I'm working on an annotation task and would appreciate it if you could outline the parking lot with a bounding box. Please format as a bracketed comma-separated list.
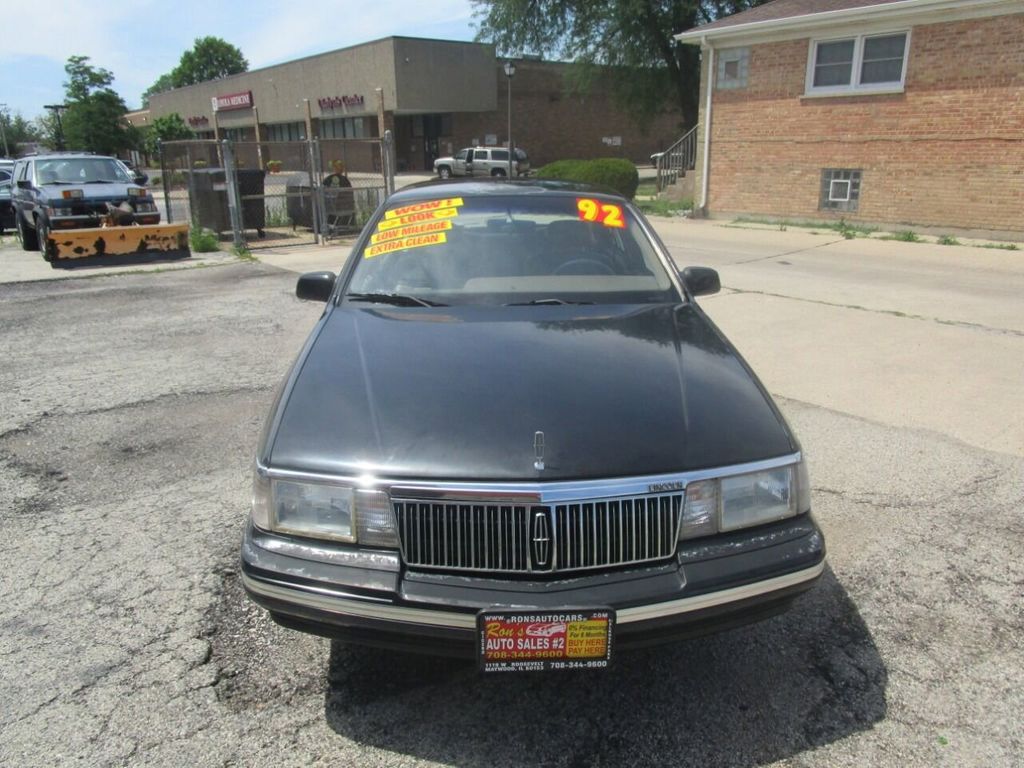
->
[0, 219, 1021, 767]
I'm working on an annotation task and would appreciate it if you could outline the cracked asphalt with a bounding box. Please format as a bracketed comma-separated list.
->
[1, 223, 1022, 767]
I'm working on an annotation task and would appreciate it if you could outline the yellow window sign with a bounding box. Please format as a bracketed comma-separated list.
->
[371, 220, 452, 244]
[384, 197, 464, 219]
[377, 207, 459, 231]
[365, 232, 447, 258]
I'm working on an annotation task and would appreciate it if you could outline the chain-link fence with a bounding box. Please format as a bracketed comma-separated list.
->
[157, 136, 391, 250]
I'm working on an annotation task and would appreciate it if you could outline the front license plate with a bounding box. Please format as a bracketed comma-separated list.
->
[477, 608, 614, 672]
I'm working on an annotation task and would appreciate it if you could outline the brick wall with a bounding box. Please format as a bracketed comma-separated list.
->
[697, 13, 1024, 234]
[449, 61, 684, 168]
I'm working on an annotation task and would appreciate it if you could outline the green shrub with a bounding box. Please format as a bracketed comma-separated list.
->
[189, 227, 220, 253]
[937, 234, 960, 246]
[536, 158, 640, 199]
[893, 230, 920, 242]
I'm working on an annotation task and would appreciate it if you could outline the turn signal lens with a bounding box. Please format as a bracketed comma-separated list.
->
[679, 479, 719, 540]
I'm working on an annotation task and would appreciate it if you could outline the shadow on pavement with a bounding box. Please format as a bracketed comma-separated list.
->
[323, 566, 885, 767]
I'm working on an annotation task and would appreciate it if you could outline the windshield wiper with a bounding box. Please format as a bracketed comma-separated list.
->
[505, 298, 595, 306]
[87, 179, 116, 183]
[346, 292, 447, 307]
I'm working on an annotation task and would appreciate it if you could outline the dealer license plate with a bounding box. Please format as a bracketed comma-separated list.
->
[477, 608, 614, 672]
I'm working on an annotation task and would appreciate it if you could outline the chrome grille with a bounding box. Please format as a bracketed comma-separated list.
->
[393, 492, 683, 575]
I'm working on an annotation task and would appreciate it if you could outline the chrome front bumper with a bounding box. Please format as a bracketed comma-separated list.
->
[240, 512, 826, 655]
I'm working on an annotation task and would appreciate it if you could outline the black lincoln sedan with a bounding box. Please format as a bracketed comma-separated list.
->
[241, 180, 825, 672]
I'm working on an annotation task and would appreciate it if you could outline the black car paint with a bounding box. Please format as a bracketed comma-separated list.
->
[245, 180, 824, 655]
[267, 301, 795, 481]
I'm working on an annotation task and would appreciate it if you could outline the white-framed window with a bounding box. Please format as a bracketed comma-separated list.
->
[805, 31, 910, 96]
[820, 169, 862, 212]
[716, 47, 750, 90]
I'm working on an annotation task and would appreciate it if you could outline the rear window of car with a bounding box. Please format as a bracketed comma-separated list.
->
[346, 194, 677, 306]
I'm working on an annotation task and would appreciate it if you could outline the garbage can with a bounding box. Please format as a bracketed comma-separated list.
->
[285, 179, 314, 229]
[236, 169, 267, 237]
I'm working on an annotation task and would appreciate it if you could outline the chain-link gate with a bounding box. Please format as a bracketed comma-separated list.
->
[158, 135, 392, 250]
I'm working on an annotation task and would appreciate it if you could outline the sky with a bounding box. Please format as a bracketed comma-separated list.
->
[0, 0, 479, 121]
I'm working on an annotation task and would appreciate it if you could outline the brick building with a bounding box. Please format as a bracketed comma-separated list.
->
[677, 0, 1023, 237]
[139, 37, 682, 173]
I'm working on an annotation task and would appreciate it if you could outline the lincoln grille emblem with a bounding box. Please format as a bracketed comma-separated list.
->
[534, 430, 545, 471]
[531, 510, 551, 568]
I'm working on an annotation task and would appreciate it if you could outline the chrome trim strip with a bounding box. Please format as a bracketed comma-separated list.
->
[242, 571, 477, 629]
[252, 530, 401, 572]
[242, 561, 824, 631]
[617, 562, 825, 623]
[257, 452, 802, 504]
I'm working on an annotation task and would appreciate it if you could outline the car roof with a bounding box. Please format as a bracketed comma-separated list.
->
[28, 153, 112, 161]
[390, 178, 625, 203]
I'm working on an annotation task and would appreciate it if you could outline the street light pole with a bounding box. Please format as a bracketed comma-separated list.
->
[503, 60, 516, 179]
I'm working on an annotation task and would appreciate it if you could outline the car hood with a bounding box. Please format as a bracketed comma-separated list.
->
[267, 303, 795, 481]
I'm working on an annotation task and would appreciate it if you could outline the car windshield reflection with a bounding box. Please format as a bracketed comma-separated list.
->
[345, 194, 678, 306]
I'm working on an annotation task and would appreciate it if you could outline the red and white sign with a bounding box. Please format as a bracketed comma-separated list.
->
[318, 95, 365, 110]
[212, 91, 254, 112]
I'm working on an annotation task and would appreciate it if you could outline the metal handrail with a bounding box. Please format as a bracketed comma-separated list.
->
[655, 126, 698, 192]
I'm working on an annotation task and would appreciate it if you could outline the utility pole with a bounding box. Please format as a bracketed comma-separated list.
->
[0, 104, 9, 156]
[44, 104, 69, 151]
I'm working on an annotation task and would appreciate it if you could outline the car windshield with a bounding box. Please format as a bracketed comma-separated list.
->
[345, 193, 678, 306]
[36, 158, 133, 184]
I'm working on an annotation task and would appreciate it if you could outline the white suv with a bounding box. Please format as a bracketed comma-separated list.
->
[434, 147, 529, 178]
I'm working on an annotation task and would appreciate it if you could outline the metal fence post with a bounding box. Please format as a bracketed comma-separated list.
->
[222, 140, 244, 249]
[308, 138, 323, 245]
[383, 129, 395, 196]
[185, 145, 197, 227]
[158, 140, 172, 224]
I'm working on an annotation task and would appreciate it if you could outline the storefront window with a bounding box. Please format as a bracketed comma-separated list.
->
[264, 122, 307, 142]
[320, 117, 370, 139]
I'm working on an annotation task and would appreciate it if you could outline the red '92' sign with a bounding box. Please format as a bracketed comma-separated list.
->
[577, 198, 626, 228]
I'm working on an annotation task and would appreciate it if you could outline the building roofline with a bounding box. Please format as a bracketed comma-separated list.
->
[150, 36, 495, 100]
[676, 0, 1019, 44]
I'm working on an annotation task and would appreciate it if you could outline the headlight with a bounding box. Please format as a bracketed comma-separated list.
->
[250, 471, 399, 548]
[680, 461, 809, 540]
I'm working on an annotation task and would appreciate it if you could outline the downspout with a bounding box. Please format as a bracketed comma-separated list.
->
[700, 36, 714, 213]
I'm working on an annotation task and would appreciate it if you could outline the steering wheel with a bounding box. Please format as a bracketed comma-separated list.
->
[552, 258, 616, 276]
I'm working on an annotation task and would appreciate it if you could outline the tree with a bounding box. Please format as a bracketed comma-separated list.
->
[60, 55, 138, 155]
[144, 113, 193, 156]
[171, 37, 248, 87]
[1, 109, 42, 153]
[473, 0, 768, 128]
[64, 54, 116, 102]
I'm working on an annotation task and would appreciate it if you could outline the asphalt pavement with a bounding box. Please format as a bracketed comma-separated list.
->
[0, 219, 1021, 766]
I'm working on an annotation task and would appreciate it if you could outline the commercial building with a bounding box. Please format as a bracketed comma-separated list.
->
[677, 0, 1024, 237]
[140, 37, 683, 172]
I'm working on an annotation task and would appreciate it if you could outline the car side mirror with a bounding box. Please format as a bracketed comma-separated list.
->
[681, 266, 721, 297]
[134, 173, 149, 186]
[296, 271, 337, 302]
[17, 179, 31, 189]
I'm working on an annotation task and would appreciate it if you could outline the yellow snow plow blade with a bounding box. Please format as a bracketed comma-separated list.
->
[46, 223, 191, 262]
